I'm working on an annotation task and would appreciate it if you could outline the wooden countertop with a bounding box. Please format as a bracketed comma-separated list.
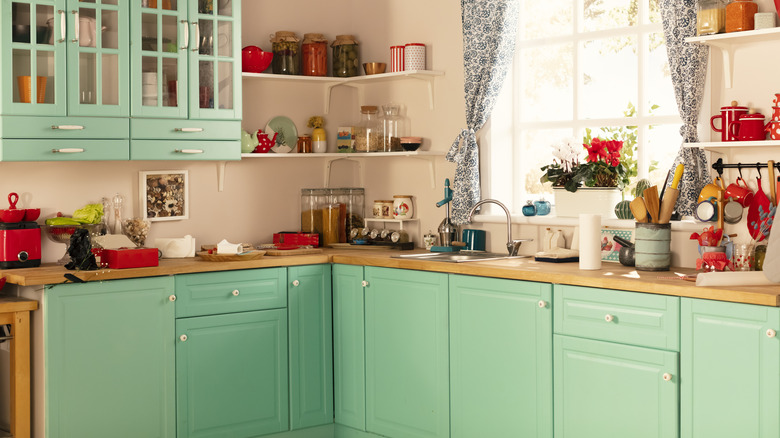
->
[2, 249, 779, 307]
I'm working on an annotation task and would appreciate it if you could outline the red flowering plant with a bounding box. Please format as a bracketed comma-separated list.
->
[541, 136, 630, 193]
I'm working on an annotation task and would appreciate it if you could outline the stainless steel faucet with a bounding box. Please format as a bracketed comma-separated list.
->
[466, 199, 529, 256]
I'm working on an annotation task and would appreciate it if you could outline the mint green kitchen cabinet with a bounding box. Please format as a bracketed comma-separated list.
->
[365, 267, 449, 438]
[449, 275, 553, 438]
[288, 264, 334, 430]
[45, 277, 176, 438]
[332, 263, 366, 431]
[681, 298, 780, 438]
[553, 285, 680, 438]
[176, 309, 289, 438]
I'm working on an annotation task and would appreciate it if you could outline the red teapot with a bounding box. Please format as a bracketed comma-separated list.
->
[728, 112, 767, 141]
[254, 130, 277, 153]
[765, 120, 780, 140]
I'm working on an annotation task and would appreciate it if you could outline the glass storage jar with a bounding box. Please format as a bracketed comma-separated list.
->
[302, 33, 328, 76]
[381, 103, 408, 152]
[322, 203, 341, 246]
[355, 106, 381, 152]
[697, 0, 726, 35]
[270, 31, 300, 75]
[331, 35, 359, 77]
[301, 188, 328, 234]
[725, 0, 758, 32]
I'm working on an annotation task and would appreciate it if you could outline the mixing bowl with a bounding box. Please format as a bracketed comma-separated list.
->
[242, 46, 273, 73]
[363, 62, 387, 75]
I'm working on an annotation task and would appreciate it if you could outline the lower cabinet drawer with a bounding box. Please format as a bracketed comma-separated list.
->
[0, 139, 129, 161]
[175, 268, 287, 318]
[130, 139, 240, 160]
[0, 116, 129, 139]
[554, 285, 680, 351]
[130, 118, 240, 140]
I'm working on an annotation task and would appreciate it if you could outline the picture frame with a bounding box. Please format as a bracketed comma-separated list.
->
[601, 228, 633, 262]
[139, 170, 189, 221]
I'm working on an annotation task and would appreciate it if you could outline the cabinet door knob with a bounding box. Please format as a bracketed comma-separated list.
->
[604, 314, 614, 323]
[292, 280, 300, 287]
[768, 329, 777, 338]
[662, 373, 672, 381]
[168, 295, 176, 302]
[231, 289, 240, 296]
[361, 280, 369, 287]
[538, 300, 547, 308]
[179, 334, 188, 342]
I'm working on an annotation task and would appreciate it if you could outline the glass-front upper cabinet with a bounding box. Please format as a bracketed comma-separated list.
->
[1, 0, 129, 117]
[132, 0, 240, 120]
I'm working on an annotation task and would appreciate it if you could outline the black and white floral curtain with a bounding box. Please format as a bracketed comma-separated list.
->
[447, 0, 519, 224]
[660, 0, 710, 216]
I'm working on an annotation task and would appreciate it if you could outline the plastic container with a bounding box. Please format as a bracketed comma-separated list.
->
[381, 103, 408, 152]
[301, 188, 328, 234]
[270, 31, 300, 75]
[332, 35, 359, 77]
[355, 106, 381, 152]
[725, 0, 758, 32]
[331, 188, 365, 242]
[322, 204, 341, 246]
[302, 33, 328, 76]
[697, 0, 726, 35]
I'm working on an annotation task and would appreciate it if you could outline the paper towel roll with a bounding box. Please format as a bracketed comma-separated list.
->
[217, 239, 242, 255]
[579, 214, 602, 270]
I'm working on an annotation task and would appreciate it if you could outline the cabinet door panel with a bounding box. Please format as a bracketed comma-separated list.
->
[288, 264, 333, 430]
[554, 335, 679, 438]
[333, 264, 366, 430]
[365, 267, 449, 438]
[450, 275, 552, 438]
[682, 298, 780, 438]
[46, 277, 176, 438]
[176, 309, 289, 438]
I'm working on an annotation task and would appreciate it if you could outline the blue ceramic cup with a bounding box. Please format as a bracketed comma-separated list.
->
[462, 229, 486, 251]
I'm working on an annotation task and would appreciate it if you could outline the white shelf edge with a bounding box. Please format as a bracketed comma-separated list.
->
[240, 151, 445, 158]
[241, 70, 444, 84]
[365, 218, 420, 223]
[684, 141, 780, 151]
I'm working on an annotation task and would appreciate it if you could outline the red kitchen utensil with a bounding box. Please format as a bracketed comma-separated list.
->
[0, 193, 24, 223]
[747, 176, 771, 241]
[7, 193, 18, 209]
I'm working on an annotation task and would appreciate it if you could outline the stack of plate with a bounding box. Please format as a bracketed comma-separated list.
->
[142, 72, 157, 106]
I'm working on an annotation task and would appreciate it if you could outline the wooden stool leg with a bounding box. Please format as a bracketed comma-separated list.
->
[9, 311, 31, 438]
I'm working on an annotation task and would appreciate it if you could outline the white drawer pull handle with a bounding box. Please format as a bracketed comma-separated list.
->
[767, 329, 777, 338]
[662, 373, 672, 381]
[179, 334, 187, 342]
[292, 280, 300, 287]
[51, 125, 84, 130]
[71, 10, 79, 43]
[538, 300, 547, 308]
[58, 10, 66, 43]
[174, 127, 204, 132]
[180, 20, 189, 50]
[174, 149, 204, 154]
[604, 314, 614, 323]
[52, 148, 85, 154]
[232, 289, 239, 296]
[361, 280, 369, 287]
[168, 295, 176, 302]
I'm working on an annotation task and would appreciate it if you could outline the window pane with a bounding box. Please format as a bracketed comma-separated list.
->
[583, 0, 637, 31]
[648, 0, 661, 24]
[647, 124, 682, 178]
[645, 32, 676, 116]
[522, 129, 576, 197]
[580, 36, 637, 119]
[520, 0, 573, 39]
[519, 44, 573, 122]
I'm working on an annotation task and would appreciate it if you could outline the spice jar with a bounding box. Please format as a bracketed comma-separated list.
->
[355, 106, 381, 152]
[697, 0, 726, 35]
[296, 135, 312, 153]
[332, 35, 359, 77]
[725, 0, 757, 33]
[381, 103, 408, 152]
[302, 33, 328, 76]
[270, 31, 300, 75]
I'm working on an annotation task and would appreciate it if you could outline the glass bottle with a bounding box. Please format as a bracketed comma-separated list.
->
[697, 0, 726, 35]
[355, 106, 381, 152]
[331, 35, 359, 77]
[381, 103, 408, 152]
[270, 31, 300, 75]
[302, 33, 328, 76]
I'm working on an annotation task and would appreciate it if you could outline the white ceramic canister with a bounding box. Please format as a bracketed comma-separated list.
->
[392, 195, 414, 219]
[404, 43, 425, 70]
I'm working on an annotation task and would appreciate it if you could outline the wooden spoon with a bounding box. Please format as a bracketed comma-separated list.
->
[643, 186, 660, 223]
[629, 197, 648, 223]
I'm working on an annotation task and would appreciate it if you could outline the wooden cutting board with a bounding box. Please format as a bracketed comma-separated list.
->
[264, 247, 324, 256]
[197, 250, 266, 261]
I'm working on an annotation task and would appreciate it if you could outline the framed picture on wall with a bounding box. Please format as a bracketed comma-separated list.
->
[601, 228, 632, 262]
[139, 170, 189, 221]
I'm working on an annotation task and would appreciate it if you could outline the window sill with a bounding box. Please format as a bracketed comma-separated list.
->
[469, 214, 705, 232]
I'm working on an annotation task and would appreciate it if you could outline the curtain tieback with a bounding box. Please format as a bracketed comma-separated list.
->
[447, 128, 476, 162]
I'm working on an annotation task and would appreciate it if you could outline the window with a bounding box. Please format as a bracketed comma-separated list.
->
[485, 0, 683, 214]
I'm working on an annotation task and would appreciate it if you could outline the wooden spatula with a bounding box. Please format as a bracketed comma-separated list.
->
[643, 186, 660, 223]
[629, 197, 648, 223]
[659, 164, 684, 223]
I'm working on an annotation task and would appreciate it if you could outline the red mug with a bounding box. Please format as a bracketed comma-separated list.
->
[711, 103, 748, 141]
[724, 177, 754, 207]
[729, 113, 767, 141]
[766, 120, 780, 140]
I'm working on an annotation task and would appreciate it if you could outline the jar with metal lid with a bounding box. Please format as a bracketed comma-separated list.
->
[381, 103, 408, 152]
[270, 31, 300, 75]
[697, 0, 726, 35]
[297, 135, 312, 153]
[725, 0, 757, 32]
[355, 106, 381, 152]
[332, 35, 359, 77]
[302, 33, 328, 76]
[301, 188, 328, 233]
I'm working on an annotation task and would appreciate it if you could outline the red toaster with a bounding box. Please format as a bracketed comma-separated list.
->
[0, 222, 41, 268]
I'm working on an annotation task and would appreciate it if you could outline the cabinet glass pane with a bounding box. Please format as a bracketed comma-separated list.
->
[217, 21, 231, 57]
[199, 61, 213, 108]
[103, 0, 118, 5]
[79, 53, 97, 104]
[102, 54, 119, 105]
[78, 6, 98, 48]
[141, 13, 157, 52]
[198, 0, 214, 14]
[162, 15, 178, 53]
[142, 57, 159, 106]
[36, 4, 54, 45]
[101, 9, 118, 49]
[218, 61, 233, 110]
[217, 0, 232, 16]
[142, 0, 174, 9]
[198, 19, 213, 56]
[162, 58, 178, 107]
[36, 51, 54, 104]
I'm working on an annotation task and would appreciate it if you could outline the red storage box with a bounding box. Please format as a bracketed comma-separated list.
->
[273, 232, 320, 248]
[102, 248, 159, 269]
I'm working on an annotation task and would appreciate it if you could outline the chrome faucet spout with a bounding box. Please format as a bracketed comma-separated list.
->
[467, 199, 519, 256]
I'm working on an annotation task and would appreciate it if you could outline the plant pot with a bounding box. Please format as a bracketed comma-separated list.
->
[553, 187, 623, 219]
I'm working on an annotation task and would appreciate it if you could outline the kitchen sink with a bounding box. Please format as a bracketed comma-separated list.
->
[393, 252, 526, 263]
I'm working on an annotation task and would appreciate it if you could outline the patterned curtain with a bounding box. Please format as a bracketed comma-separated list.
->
[447, 0, 519, 225]
[660, 0, 710, 216]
